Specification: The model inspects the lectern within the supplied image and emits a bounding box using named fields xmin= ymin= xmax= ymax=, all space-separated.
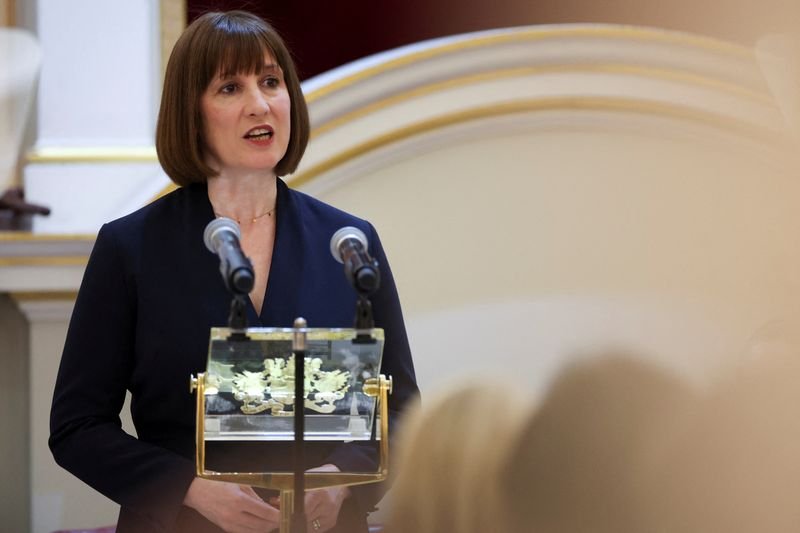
xmin=190 ymin=324 xmax=392 ymax=533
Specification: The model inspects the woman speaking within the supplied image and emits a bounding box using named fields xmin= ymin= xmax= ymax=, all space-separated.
xmin=49 ymin=11 xmax=419 ymax=533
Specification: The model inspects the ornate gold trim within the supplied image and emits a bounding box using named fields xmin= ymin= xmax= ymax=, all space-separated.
xmin=154 ymin=60 xmax=774 ymax=199
xmin=304 ymin=25 xmax=754 ymax=103
xmin=0 ymin=256 xmax=88 ymax=266
xmin=4 ymin=0 xmax=15 ymax=26
xmin=160 ymin=0 xmax=186 ymax=80
xmin=289 ymin=97 xmax=786 ymax=188
xmin=311 ymin=63 xmax=774 ymax=138
xmin=26 ymin=146 xmax=158 ymax=164
xmin=44 ymin=24 xmax=769 ymax=198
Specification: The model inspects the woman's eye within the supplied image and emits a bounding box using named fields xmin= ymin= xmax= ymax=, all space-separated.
xmin=219 ymin=83 xmax=237 ymax=94
xmin=262 ymin=76 xmax=280 ymax=88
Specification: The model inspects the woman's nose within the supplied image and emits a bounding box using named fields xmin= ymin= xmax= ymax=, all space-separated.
xmin=245 ymin=85 xmax=269 ymax=116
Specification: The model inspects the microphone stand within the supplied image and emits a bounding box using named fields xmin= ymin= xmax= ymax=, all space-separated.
xmin=291 ymin=318 xmax=308 ymax=533
xmin=227 ymin=294 xmax=249 ymax=341
xmin=353 ymin=295 xmax=376 ymax=345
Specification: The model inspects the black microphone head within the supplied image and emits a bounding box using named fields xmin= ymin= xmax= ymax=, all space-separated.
xmin=355 ymin=266 xmax=380 ymax=293
xmin=204 ymin=217 xmax=241 ymax=252
xmin=330 ymin=226 xmax=368 ymax=263
xmin=231 ymin=267 xmax=255 ymax=294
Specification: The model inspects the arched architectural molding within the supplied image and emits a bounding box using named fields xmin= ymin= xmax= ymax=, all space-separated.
xmin=287 ymin=24 xmax=799 ymax=393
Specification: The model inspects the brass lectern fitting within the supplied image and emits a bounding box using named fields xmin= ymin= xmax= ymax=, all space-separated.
xmin=363 ymin=375 xmax=393 ymax=397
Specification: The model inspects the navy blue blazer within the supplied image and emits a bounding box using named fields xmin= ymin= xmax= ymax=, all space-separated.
xmin=49 ymin=179 xmax=419 ymax=532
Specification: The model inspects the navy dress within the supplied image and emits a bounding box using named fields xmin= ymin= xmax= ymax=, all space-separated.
xmin=49 ymin=178 xmax=419 ymax=532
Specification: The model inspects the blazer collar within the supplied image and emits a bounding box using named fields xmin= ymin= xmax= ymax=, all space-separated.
xmin=185 ymin=178 xmax=306 ymax=327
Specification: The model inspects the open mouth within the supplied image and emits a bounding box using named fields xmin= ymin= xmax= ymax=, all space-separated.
xmin=244 ymin=127 xmax=274 ymax=141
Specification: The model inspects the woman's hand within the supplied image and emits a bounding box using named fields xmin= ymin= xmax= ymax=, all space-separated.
xmin=184 ymin=477 xmax=280 ymax=533
xmin=304 ymin=464 xmax=351 ymax=532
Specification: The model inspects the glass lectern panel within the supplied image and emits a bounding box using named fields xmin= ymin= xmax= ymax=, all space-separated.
xmin=204 ymin=327 xmax=384 ymax=442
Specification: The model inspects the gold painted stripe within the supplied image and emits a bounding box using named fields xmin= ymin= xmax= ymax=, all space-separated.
xmin=311 ymin=63 xmax=774 ymax=138
xmin=5 ymin=0 xmax=15 ymax=26
xmin=289 ymin=96 xmax=785 ymax=188
xmin=155 ymin=62 xmax=773 ymax=199
xmin=21 ymin=63 xmax=775 ymax=165
xmin=304 ymin=25 xmax=754 ymax=103
xmin=26 ymin=146 xmax=158 ymax=164
xmin=10 ymin=291 xmax=78 ymax=302
xmin=160 ymin=0 xmax=186 ymax=79
xmin=0 ymin=232 xmax=95 ymax=241
xmin=0 ymin=256 xmax=88 ymax=266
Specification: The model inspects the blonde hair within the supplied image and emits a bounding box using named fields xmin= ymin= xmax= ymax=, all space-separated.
xmin=387 ymin=381 xmax=532 ymax=533
xmin=387 ymin=350 xmax=800 ymax=532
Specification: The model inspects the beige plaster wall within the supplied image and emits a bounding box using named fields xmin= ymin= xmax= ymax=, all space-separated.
xmin=314 ymin=115 xmax=800 ymax=392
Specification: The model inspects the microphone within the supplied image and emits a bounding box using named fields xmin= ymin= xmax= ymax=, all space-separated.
xmin=330 ymin=226 xmax=380 ymax=295
xmin=204 ymin=218 xmax=255 ymax=295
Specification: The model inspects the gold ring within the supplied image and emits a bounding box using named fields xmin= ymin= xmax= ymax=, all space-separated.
xmin=312 ymin=519 xmax=322 ymax=531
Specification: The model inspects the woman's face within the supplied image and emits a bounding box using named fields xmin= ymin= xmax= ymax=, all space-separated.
xmin=200 ymin=52 xmax=291 ymax=177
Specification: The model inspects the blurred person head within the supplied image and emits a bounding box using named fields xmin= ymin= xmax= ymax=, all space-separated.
xmin=387 ymin=380 xmax=533 ymax=533
xmin=387 ymin=349 xmax=800 ymax=533
xmin=156 ymin=10 xmax=309 ymax=186
xmin=501 ymin=355 xmax=695 ymax=533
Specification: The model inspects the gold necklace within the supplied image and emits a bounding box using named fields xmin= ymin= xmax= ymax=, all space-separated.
xmin=214 ymin=205 xmax=276 ymax=225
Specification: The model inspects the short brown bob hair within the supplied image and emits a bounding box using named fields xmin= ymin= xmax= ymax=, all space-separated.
xmin=156 ymin=11 xmax=310 ymax=185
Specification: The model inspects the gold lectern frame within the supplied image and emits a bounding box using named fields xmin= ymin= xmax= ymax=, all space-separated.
xmin=189 ymin=371 xmax=393 ymax=533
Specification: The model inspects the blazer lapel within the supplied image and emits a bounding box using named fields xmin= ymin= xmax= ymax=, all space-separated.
xmin=182 ymin=183 xmax=238 ymax=329
xmin=260 ymin=178 xmax=308 ymax=327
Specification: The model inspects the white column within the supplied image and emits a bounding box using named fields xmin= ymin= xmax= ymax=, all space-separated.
xmin=23 ymin=0 xmax=170 ymax=234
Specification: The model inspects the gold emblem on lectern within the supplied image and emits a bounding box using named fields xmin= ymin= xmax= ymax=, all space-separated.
xmin=229 ymin=355 xmax=351 ymax=415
